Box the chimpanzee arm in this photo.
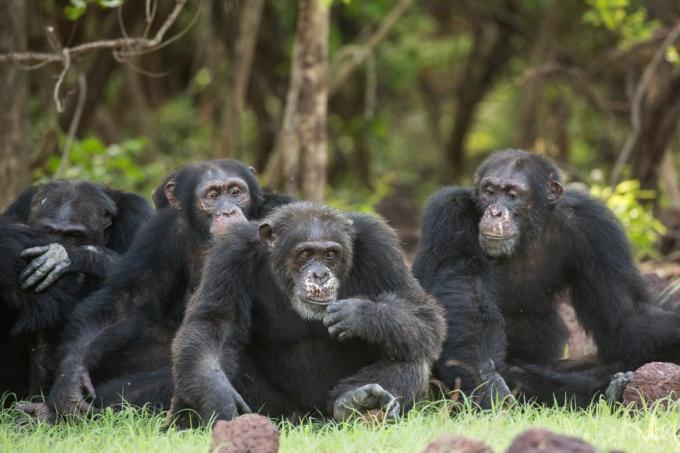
[170,233,256,424]
[323,213,445,363]
[567,192,680,368]
[46,211,187,414]
[411,188,508,399]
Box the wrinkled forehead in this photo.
[32,183,113,224]
[195,166,247,191]
[479,157,537,188]
[287,219,342,244]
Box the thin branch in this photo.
[329,0,413,94]
[610,21,680,187]
[55,73,87,179]
[53,49,71,113]
[0,0,187,64]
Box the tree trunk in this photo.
[215,0,265,157]
[444,3,517,179]
[517,0,560,149]
[631,73,680,191]
[296,0,329,202]
[0,0,30,209]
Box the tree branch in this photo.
[329,0,413,94]
[0,0,187,64]
[610,21,680,187]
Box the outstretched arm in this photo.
[169,237,255,426]
[411,188,508,402]
[568,193,680,368]
[45,213,185,415]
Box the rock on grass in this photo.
[623,362,680,408]
[422,435,493,453]
[210,414,279,453]
[506,428,594,453]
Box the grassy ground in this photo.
[1,400,679,453]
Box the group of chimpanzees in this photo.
[2,150,680,427]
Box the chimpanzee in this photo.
[3,181,153,291]
[167,202,445,427]
[412,149,680,407]
[23,160,293,420]
[0,181,152,400]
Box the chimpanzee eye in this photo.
[325,250,337,261]
[484,186,495,196]
[208,190,220,199]
[229,186,242,196]
[299,250,311,260]
[507,190,518,200]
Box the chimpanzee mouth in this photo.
[301,296,334,306]
[481,232,515,240]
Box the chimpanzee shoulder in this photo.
[101,188,154,252]
[2,186,38,221]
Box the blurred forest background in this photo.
[2,0,680,260]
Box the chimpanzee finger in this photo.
[20,246,49,258]
[35,261,70,292]
[80,370,97,399]
[20,254,50,282]
[338,332,351,342]
[77,400,99,416]
[21,261,55,290]
[233,391,252,414]
[322,311,344,327]
[327,322,347,338]
[325,302,344,313]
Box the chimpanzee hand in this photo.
[333,383,400,421]
[323,298,372,342]
[477,359,514,409]
[168,381,251,430]
[20,243,72,292]
[47,363,98,417]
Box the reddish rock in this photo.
[210,414,279,453]
[506,428,594,453]
[422,435,493,453]
[623,362,680,408]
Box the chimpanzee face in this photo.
[27,181,117,246]
[475,151,563,258]
[164,165,254,238]
[258,203,354,321]
[194,170,251,237]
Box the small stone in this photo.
[209,414,279,453]
[422,435,493,453]
[623,362,680,408]
[506,428,594,453]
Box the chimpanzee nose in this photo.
[490,205,503,217]
[221,206,237,217]
[312,268,330,284]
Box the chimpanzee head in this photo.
[27,181,118,247]
[258,202,355,321]
[156,160,265,238]
[473,149,564,258]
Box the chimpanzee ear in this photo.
[258,221,276,249]
[164,182,181,209]
[548,179,564,204]
[249,166,257,176]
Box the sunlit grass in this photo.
[1,399,679,453]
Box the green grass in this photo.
[1,400,679,452]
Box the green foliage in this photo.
[35,137,170,198]
[583,0,660,46]
[64,0,123,21]
[326,173,395,213]
[590,180,667,259]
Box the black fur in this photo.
[168,202,445,425]
[0,182,151,401]
[413,149,680,407]
[43,160,293,416]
